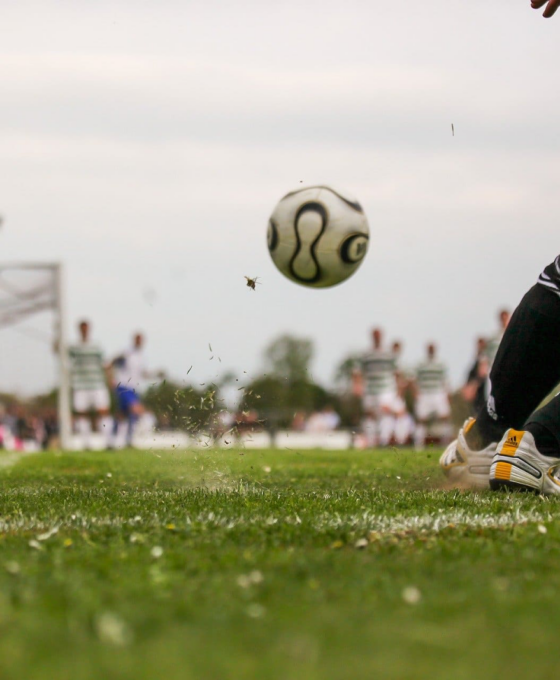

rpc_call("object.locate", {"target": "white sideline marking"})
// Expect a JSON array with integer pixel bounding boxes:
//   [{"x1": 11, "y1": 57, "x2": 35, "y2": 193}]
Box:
[
  {"x1": 0, "y1": 450, "x2": 36, "y2": 470},
  {"x1": 0, "y1": 464, "x2": 553, "y2": 536},
  {"x1": 0, "y1": 506, "x2": 553, "y2": 536}
]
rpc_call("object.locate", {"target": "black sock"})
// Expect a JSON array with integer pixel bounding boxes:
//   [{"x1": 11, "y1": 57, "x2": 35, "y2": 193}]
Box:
[
  {"x1": 525, "y1": 393, "x2": 560, "y2": 457},
  {"x1": 466, "y1": 283, "x2": 560, "y2": 448},
  {"x1": 524, "y1": 423, "x2": 559, "y2": 457},
  {"x1": 465, "y1": 412, "x2": 505, "y2": 450}
]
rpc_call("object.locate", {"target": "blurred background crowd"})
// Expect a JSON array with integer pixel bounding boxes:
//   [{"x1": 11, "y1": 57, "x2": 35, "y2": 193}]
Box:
[{"x1": 0, "y1": 308, "x2": 511, "y2": 452}]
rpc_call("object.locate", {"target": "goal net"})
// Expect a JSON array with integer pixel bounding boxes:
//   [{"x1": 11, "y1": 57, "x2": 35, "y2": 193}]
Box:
[{"x1": 0, "y1": 263, "x2": 71, "y2": 449}]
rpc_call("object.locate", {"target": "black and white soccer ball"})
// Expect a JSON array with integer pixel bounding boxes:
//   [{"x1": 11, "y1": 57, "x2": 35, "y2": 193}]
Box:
[{"x1": 267, "y1": 185, "x2": 369, "y2": 288}]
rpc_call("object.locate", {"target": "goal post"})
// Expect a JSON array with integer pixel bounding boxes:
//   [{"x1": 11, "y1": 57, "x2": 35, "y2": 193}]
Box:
[{"x1": 0, "y1": 262, "x2": 72, "y2": 450}]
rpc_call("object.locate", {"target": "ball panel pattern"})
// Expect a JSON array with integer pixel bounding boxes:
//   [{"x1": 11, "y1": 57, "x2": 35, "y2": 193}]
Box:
[
  {"x1": 268, "y1": 185, "x2": 369, "y2": 289},
  {"x1": 289, "y1": 202, "x2": 328, "y2": 284}
]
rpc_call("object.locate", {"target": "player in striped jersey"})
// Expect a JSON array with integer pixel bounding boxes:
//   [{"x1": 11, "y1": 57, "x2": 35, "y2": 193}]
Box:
[
  {"x1": 414, "y1": 343, "x2": 450, "y2": 451},
  {"x1": 69, "y1": 320, "x2": 112, "y2": 449},
  {"x1": 360, "y1": 328, "x2": 400, "y2": 447}
]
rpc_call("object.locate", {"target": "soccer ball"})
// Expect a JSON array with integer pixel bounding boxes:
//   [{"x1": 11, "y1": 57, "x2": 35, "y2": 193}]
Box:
[{"x1": 267, "y1": 185, "x2": 369, "y2": 288}]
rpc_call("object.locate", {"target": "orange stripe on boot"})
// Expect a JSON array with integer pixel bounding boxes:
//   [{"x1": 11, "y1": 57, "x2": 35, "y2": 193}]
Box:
[{"x1": 494, "y1": 461, "x2": 512, "y2": 481}]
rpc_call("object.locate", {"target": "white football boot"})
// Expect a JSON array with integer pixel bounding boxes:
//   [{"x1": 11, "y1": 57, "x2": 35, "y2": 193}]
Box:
[
  {"x1": 439, "y1": 418, "x2": 497, "y2": 490},
  {"x1": 490, "y1": 428, "x2": 560, "y2": 495}
]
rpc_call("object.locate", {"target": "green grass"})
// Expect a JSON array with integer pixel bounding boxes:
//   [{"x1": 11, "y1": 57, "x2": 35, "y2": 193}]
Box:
[{"x1": 0, "y1": 447, "x2": 559, "y2": 680}]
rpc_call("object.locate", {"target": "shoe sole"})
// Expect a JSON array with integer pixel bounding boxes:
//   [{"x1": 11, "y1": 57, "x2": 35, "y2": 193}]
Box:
[
  {"x1": 489, "y1": 478, "x2": 538, "y2": 493},
  {"x1": 489, "y1": 456, "x2": 541, "y2": 493}
]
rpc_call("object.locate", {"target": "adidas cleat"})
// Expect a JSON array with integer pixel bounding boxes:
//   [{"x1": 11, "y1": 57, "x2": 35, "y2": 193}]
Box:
[
  {"x1": 490, "y1": 429, "x2": 560, "y2": 495},
  {"x1": 439, "y1": 418, "x2": 497, "y2": 490}
]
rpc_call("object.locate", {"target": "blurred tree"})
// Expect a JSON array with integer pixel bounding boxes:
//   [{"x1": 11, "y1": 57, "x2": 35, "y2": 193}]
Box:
[
  {"x1": 239, "y1": 334, "x2": 340, "y2": 428},
  {"x1": 31, "y1": 388, "x2": 58, "y2": 411},
  {"x1": 0, "y1": 392, "x2": 19, "y2": 408},
  {"x1": 334, "y1": 353, "x2": 361, "y2": 388},
  {"x1": 264, "y1": 335, "x2": 313, "y2": 382}
]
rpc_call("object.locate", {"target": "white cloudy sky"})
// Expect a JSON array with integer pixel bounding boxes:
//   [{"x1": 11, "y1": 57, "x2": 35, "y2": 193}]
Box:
[{"x1": 1, "y1": 0, "x2": 559, "y2": 396}]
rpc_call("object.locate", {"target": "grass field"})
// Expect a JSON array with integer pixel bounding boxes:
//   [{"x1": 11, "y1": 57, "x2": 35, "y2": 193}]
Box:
[{"x1": 0, "y1": 446, "x2": 559, "y2": 680}]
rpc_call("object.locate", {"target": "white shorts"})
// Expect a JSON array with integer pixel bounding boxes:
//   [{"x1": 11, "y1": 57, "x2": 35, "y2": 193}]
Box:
[
  {"x1": 415, "y1": 392, "x2": 450, "y2": 421},
  {"x1": 363, "y1": 392, "x2": 404, "y2": 415},
  {"x1": 73, "y1": 388, "x2": 110, "y2": 413}
]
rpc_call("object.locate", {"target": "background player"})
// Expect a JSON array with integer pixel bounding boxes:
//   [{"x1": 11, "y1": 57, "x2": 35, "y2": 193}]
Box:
[
  {"x1": 391, "y1": 339, "x2": 415, "y2": 446},
  {"x1": 110, "y1": 332, "x2": 162, "y2": 448},
  {"x1": 484, "y1": 309, "x2": 510, "y2": 373},
  {"x1": 69, "y1": 320, "x2": 112, "y2": 449},
  {"x1": 360, "y1": 328, "x2": 399, "y2": 447},
  {"x1": 414, "y1": 343, "x2": 450, "y2": 451},
  {"x1": 463, "y1": 337, "x2": 489, "y2": 416}
]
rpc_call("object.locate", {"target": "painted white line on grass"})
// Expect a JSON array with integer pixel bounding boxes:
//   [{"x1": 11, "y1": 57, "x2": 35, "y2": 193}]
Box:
[
  {"x1": 314, "y1": 509, "x2": 554, "y2": 534},
  {"x1": 0, "y1": 450, "x2": 37, "y2": 470},
  {"x1": 0, "y1": 508, "x2": 553, "y2": 537}
]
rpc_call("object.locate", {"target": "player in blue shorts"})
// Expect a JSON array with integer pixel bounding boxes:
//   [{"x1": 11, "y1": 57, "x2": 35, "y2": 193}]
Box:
[{"x1": 110, "y1": 333, "x2": 162, "y2": 447}]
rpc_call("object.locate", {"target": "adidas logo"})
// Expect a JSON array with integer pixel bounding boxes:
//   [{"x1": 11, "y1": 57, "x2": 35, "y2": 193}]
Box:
[{"x1": 504, "y1": 433, "x2": 520, "y2": 451}]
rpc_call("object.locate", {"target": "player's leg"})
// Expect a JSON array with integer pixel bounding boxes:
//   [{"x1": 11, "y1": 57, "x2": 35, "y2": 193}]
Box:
[
  {"x1": 364, "y1": 416, "x2": 377, "y2": 448},
  {"x1": 489, "y1": 393, "x2": 560, "y2": 493},
  {"x1": 392, "y1": 394, "x2": 412, "y2": 446},
  {"x1": 117, "y1": 388, "x2": 144, "y2": 447},
  {"x1": 435, "y1": 392, "x2": 452, "y2": 446},
  {"x1": 378, "y1": 413, "x2": 394, "y2": 447},
  {"x1": 73, "y1": 390, "x2": 92, "y2": 450},
  {"x1": 361, "y1": 397, "x2": 378, "y2": 448},
  {"x1": 467, "y1": 283, "x2": 560, "y2": 447},
  {"x1": 92, "y1": 388, "x2": 114, "y2": 449},
  {"x1": 127, "y1": 401, "x2": 145, "y2": 447},
  {"x1": 414, "y1": 421, "x2": 427, "y2": 451},
  {"x1": 378, "y1": 395, "x2": 395, "y2": 447},
  {"x1": 362, "y1": 414, "x2": 377, "y2": 448},
  {"x1": 116, "y1": 387, "x2": 133, "y2": 448},
  {"x1": 414, "y1": 394, "x2": 429, "y2": 450},
  {"x1": 441, "y1": 277, "x2": 560, "y2": 489},
  {"x1": 394, "y1": 412, "x2": 413, "y2": 446}
]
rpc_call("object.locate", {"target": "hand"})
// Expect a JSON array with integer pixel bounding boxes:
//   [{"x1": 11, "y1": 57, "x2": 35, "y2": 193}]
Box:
[{"x1": 532, "y1": 0, "x2": 560, "y2": 17}]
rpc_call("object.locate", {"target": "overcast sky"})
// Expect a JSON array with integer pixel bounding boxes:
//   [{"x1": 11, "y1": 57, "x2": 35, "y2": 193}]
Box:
[{"x1": 1, "y1": 0, "x2": 559, "y2": 396}]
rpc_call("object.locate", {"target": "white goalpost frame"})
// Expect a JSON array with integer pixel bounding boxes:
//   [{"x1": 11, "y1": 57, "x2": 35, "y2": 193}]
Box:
[{"x1": 0, "y1": 262, "x2": 72, "y2": 450}]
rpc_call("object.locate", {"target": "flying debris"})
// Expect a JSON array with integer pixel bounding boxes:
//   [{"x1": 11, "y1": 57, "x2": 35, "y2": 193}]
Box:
[
  {"x1": 451, "y1": 123, "x2": 455, "y2": 137},
  {"x1": 244, "y1": 276, "x2": 261, "y2": 291}
]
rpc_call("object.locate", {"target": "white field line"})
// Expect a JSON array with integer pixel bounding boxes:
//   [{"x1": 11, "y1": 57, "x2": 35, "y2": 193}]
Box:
[
  {"x1": 0, "y1": 465, "x2": 554, "y2": 536},
  {"x1": 0, "y1": 507, "x2": 553, "y2": 537},
  {"x1": 0, "y1": 450, "x2": 37, "y2": 470}
]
